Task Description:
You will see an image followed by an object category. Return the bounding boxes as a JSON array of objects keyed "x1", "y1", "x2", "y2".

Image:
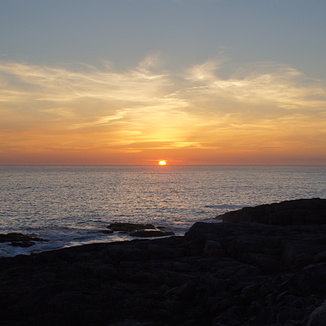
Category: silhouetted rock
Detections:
[
  {"x1": 307, "y1": 301, "x2": 326, "y2": 326},
  {"x1": 107, "y1": 222, "x2": 155, "y2": 232},
  {"x1": 216, "y1": 198, "x2": 326, "y2": 225},
  {"x1": 130, "y1": 229, "x2": 175, "y2": 237},
  {"x1": 11, "y1": 240, "x2": 36, "y2": 247},
  {"x1": 107, "y1": 222, "x2": 175, "y2": 237},
  {"x1": 0, "y1": 232, "x2": 47, "y2": 247},
  {"x1": 1, "y1": 199, "x2": 326, "y2": 325}
]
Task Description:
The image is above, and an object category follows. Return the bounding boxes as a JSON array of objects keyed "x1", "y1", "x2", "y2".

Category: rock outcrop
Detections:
[
  {"x1": 0, "y1": 232, "x2": 47, "y2": 247},
  {"x1": 106, "y1": 222, "x2": 175, "y2": 237},
  {"x1": 1, "y1": 198, "x2": 326, "y2": 325},
  {"x1": 217, "y1": 198, "x2": 326, "y2": 225}
]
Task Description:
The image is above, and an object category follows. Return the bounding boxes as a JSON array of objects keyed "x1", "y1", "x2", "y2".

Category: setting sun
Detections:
[{"x1": 158, "y1": 160, "x2": 167, "y2": 166}]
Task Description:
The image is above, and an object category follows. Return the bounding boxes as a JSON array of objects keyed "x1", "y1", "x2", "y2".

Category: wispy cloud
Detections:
[{"x1": 0, "y1": 55, "x2": 325, "y2": 164}]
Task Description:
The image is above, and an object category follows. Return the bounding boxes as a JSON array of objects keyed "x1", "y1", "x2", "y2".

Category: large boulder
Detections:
[{"x1": 216, "y1": 198, "x2": 326, "y2": 225}]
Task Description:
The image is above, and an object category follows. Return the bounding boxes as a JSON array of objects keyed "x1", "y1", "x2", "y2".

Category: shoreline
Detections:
[
  {"x1": 1, "y1": 198, "x2": 326, "y2": 325},
  {"x1": 0, "y1": 220, "x2": 199, "y2": 258}
]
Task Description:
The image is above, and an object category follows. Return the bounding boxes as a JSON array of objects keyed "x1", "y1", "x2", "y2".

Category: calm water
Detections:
[{"x1": 1, "y1": 165, "x2": 325, "y2": 257}]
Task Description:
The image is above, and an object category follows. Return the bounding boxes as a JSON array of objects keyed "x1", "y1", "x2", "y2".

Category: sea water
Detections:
[{"x1": 0, "y1": 165, "x2": 325, "y2": 257}]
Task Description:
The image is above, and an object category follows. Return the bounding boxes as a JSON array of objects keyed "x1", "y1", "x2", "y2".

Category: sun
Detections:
[{"x1": 158, "y1": 160, "x2": 167, "y2": 166}]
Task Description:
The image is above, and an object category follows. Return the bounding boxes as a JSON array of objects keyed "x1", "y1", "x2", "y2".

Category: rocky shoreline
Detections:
[{"x1": 1, "y1": 198, "x2": 326, "y2": 325}]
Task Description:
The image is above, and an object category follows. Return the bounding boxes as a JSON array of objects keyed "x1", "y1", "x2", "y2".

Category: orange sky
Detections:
[{"x1": 1, "y1": 57, "x2": 326, "y2": 165}]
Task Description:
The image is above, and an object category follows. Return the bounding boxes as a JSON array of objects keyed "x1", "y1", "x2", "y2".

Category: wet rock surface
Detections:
[{"x1": 1, "y1": 198, "x2": 326, "y2": 325}]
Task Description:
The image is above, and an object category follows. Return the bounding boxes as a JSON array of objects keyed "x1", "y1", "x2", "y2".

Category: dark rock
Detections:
[
  {"x1": 2, "y1": 199, "x2": 326, "y2": 325},
  {"x1": 130, "y1": 229, "x2": 174, "y2": 237},
  {"x1": 11, "y1": 240, "x2": 35, "y2": 247},
  {"x1": 101, "y1": 229, "x2": 114, "y2": 234},
  {"x1": 307, "y1": 300, "x2": 326, "y2": 326},
  {"x1": 107, "y1": 222, "x2": 175, "y2": 238},
  {"x1": 107, "y1": 223, "x2": 155, "y2": 232},
  {"x1": 216, "y1": 198, "x2": 326, "y2": 225},
  {"x1": 0, "y1": 232, "x2": 47, "y2": 247}
]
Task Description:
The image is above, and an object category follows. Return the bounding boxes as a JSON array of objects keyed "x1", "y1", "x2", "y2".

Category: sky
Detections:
[{"x1": 1, "y1": 0, "x2": 326, "y2": 165}]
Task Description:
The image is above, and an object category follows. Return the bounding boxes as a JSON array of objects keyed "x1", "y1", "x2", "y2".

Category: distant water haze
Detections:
[{"x1": 0, "y1": 165, "x2": 325, "y2": 257}]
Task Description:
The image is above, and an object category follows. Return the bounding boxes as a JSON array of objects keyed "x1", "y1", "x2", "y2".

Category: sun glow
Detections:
[{"x1": 158, "y1": 160, "x2": 167, "y2": 165}]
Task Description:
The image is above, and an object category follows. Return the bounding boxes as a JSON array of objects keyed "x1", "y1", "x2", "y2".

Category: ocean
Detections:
[{"x1": 1, "y1": 165, "x2": 325, "y2": 257}]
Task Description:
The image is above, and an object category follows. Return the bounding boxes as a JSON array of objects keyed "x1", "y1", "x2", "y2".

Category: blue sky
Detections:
[
  {"x1": 1, "y1": 0, "x2": 326, "y2": 77},
  {"x1": 1, "y1": 0, "x2": 326, "y2": 165}
]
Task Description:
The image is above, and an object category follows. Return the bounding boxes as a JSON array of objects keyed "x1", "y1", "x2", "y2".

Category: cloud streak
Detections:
[{"x1": 0, "y1": 55, "x2": 325, "y2": 164}]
